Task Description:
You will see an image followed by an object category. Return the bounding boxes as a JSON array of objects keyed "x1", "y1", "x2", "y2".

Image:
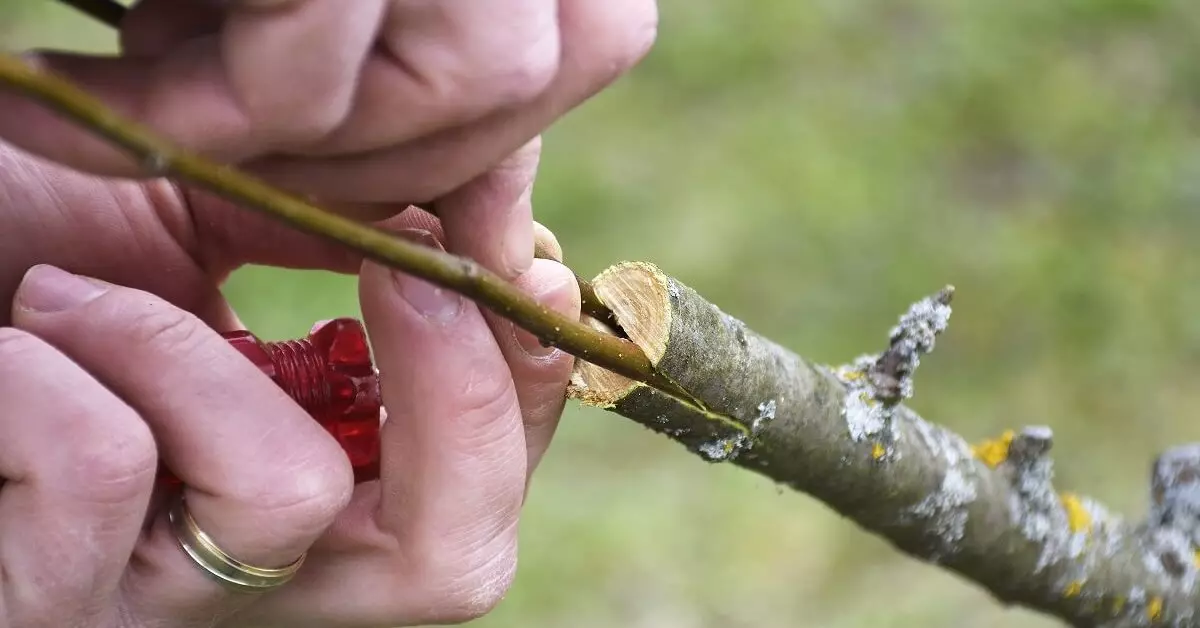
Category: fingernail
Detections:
[
  {"x1": 394, "y1": 229, "x2": 463, "y2": 322},
  {"x1": 515, "y1": 267, "x2": 573, "y2": 358},
  {"x1": 16, "y1": 265, "x2": 108, "y2": 313}
]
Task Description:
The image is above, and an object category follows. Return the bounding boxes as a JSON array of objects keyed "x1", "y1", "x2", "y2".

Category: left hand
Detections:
[{"x1": 0, "y1": 139, "x2": 581, "y2": 627}]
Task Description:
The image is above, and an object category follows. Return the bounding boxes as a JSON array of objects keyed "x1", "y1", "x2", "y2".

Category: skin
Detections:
[
  {"x1": 0, "y1": 0, "x2": 657, "y2": 625},
  {"x1": 0, "y1": 138, "x2": 578, "y2": 628},
  {"x1": 0, "y1": 0, "x2": 658, "y2": 279}
]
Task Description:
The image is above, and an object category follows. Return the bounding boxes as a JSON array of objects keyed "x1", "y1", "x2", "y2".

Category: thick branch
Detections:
[{"x1": 569, "y1": 261, "x2": 1200, "y2": 627}]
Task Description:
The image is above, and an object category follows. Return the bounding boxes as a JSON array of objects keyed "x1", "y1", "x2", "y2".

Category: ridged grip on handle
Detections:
[{"x1": 157, "y1": 318, "x2": 383, "y2": 486}]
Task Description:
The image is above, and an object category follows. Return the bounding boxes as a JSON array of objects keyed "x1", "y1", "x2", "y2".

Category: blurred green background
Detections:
[{"x1": 6, "y1": 1, "x2": 1200, "y2": 626}]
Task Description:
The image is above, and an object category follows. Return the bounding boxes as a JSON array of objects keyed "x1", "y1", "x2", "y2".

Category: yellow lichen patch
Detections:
[
  {"x1": 1147, "y1": 596, "x2": 1163, "y2": 622},
  {"x1": 971, "y1": 430, "x2": 1015, "y2": 468},
  {"x1": 1194, "y1": 550, "x2": 1200, "y2": 570},
  {"x1": 872, "y1": 443, "x2": 886, "y2": 460},
  {"x1": 1063, "y1": 581, "x2": 1083, "y2": 598},
  {"x1": 1060, "y1": 493, "x2": 1092, "y2": 534},
  {"x1": 1111, "y1": 596, "x2": 1125, "y2": 615},
  {"x1": 841, "y1": 370, "x2": 865, "y2": 382}
]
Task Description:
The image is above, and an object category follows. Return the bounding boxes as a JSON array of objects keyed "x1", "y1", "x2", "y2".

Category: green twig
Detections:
[
  {"x1": 0, "y1": 53, "x2": 696, "y2": 401},
  {"x1": 50, "y1": 0, "x2": 623, "y2": 332}
]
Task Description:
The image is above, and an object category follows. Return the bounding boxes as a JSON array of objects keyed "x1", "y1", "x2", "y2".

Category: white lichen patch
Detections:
[
  {"x1": 1150, "y1": 444, "x2": 1200, "y2": 547},
  {"x1": 696, "y1": 399, "x2": 778, "y2": 463},
  {"x1": 835, "y1": 356, "x2": 897, "y2": 446},
  {"x1": 755, "y1": 399, "x2": 777, "y2": 427},
  {"x1": 1142, "y1": 526, "x2": 1199, "y2": 592},
  {"x1": 909, "y1": 465, "x2": 977, "y2": 558},
  {"x1": 1095, "y1": 586, "x2": 1191, "y2": 628},
  {"x1": 1006, "y1": 451, "x2": 1123, "y2": 577},
  {"x1": 697, "y1": 433, "x2": 749, "y2": 462},
  {"x1": 887, "y1": 292, "x2": 952, "y2": 381},
  {"x1": 909, "y1": 413, "x2": 964, "y2": 461},
  {"x1": 844, "y1": 386, "x2": 888, "y2": 441},
  {"x1": 1008, "y1": 455, "x2": 1078, "y2": 572},
  {"x1": 902, "y1": 416, "x2": 979, "y2": 557}
]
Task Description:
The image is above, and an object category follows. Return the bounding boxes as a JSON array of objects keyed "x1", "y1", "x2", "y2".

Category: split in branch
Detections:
[{"x1": 568, "y1": 262, "x2": 1200, "y2": 627}]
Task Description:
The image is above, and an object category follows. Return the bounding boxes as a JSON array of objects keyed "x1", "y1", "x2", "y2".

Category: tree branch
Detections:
[
  {"x1": 6, "y1": 22, "x2": 1199, "y2": 626},
  {"x1": 568, "y1": 261, "x2": 1200, "y2": 627}
]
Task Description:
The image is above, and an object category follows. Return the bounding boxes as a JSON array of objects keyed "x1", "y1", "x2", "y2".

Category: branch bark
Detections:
[
  {"x1": 569, "y1": 262, "x2": 1200, "y2": 627},
  {"x1": 5, "y1": 27, "x2": 1200, "y2": 627}
]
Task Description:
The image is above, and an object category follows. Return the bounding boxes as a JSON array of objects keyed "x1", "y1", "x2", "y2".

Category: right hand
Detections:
[{"x1": 0, "y1": 0, "x2": 658, "y2": 280}]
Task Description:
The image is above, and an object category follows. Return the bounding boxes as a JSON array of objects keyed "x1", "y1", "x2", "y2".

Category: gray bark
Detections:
[{"x1": 568, "y1": 261, "x2": 1200, "y2": 628}]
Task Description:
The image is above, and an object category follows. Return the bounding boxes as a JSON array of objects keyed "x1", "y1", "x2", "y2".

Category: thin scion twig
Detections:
[
  {"x1": 0, "y1": 53, "x2": 700, "y2": 404},
  {"x1": 50, "y1": 0, "x2": 623, "y2": 329}
]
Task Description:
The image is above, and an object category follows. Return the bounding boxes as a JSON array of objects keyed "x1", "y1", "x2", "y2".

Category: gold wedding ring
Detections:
[{"x1": 169, "y1": 496, "x2": 306, "y2": 593}]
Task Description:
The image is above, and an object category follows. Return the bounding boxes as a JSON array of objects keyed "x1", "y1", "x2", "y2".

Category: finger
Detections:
[
  {"x1": 182, "y1": 190, "x2": 443, "y2": 277},
  {"x1": 298, "y1": 0, "x2": 560, "y2": 155},
  {"x1": 434, "y1": 137, "x2": 541, "y2": 278},
  {"x1": 0, "y1": 0, "x2": 385, "y2": 175},
  {"x1": 354, "y1": 232, "x2": 528, "y2": 624},
  {"x1": 480, "y1": 258, "x2": 580, "y2": 476},
  {"x1": 0, "y1": 143, "x2": 235, "y2": 330},
  {"x1": 119, "y1": 0, "x2": 222, "y2": 57},
  {"x1": 11, "y1": 265, "x2": 353, "y2": 621},
  {"x1": 245, "y1": 0, "x2": 660, "y2": 203},
  {"x1": 0, "y1": 328, "x2": 156, "y2": 628}
]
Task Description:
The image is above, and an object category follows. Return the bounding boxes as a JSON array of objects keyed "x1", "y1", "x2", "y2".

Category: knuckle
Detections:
[
  {"x1": 0, "y1": 331, "x2": 157, "y2": 503},
  {"x1": 71, "y1": 412, "x2": 158, "y2": 503},
  {"x1": 227, "y1": 63, "x2": 355, "y2": 148},
  {"x1": 585, "y1": 1, "x2": 659, "y2": 85},
  {"x1": 123, "y1": 302, "x2": 208, "y2": 357},
  {"x1": 243, "y1": 92, "x2": 352, "y2": 148},
  {"x1": 257, "y1": 457, "x2": 354, "y2": 535},
  {"x1": 488, "y1": 45, "x2": 560, "y2": 105},
  {"x1": 419, "y1": 33, "x2": 560, "y2": 112}
]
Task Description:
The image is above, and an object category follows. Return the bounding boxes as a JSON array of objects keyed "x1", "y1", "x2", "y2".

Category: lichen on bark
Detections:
[{"x1": 568, "y1": 261, "x2": 1200, "y2": 627}]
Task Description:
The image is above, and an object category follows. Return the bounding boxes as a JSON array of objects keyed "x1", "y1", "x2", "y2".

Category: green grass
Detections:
[{"x1": 6, "y1": 1, "x2": 1200, "y2": 625}]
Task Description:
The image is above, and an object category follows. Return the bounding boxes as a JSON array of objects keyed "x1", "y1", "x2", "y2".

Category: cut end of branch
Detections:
[{"x1": 569, "y1": 261, "x2": 671, "y2": 406}]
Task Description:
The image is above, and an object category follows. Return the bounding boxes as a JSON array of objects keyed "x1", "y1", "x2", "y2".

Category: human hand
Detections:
[
  {"x1": 0, "y1": 139, "x2": 582, "y2": 626},
  {"x1": 0, "y1": 0, "x2": 657, "y2": 278}
]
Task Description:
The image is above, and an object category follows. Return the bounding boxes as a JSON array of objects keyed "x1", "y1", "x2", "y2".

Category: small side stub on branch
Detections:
[{"x1": 568, "y1": 261, "x2": 1200, "y2": 628}]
